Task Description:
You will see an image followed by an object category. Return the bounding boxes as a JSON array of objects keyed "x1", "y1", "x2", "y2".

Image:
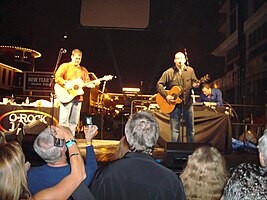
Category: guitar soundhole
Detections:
[
  {"x1": 172, "y1": 94, "x2": 177, "y2": 100},
  {"x1": 73, "y1": 85, "x2": 79, "y2": 90}
]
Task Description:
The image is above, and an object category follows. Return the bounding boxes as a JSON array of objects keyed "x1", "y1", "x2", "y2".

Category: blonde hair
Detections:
[
  {"x1": 180, "y1": 146, "x2": 228, "y2": 200},
  {"x1": 0, "y1": 141, "x2": 31, "y2": 200},
  {"x1": 72, "y1": 49, "x2": 82, "y2": 56}
]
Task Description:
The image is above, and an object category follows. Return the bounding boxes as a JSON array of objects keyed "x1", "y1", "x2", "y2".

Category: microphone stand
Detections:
[
  {"x1": 99, "y1": 80, "x2": 107, "y2": 140},
  {"x1": 180, "y1": 91, "x2": 185, "y2": 143},
  {"x1": 50, "y1": 48, "x2": 66, "y2": 126}
]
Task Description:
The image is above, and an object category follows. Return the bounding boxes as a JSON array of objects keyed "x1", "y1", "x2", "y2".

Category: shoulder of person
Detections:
[
  {"x1": 185, "y1": 65, "x2": 195, "y2": 71},
  {"x1": 81, "y1": 66, "x2": 89, "y2": 72},
  {"x1": 164, "y1": 66, "x2": 176, "y2": 74},
  {"x1": 58, "y1": 62, "x2": 70, "y2": 69}
]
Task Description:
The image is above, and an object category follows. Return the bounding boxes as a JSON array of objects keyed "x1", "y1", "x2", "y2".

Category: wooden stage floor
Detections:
[
  {"x1": 24, "y1": 135, "x2": 260, "y2": 173},
  {"x1": 76, "y1": 139, "x2": 166, "y2": 162}
]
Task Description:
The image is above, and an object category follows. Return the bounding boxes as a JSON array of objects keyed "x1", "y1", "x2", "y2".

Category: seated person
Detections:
[
  {"x1": 0, "y1": 125, "x2": 86, "y2": 200},
  {"x1": 180, "y1": 146, "x2": 228, "y2": 200},
  {"x1": 27, "y1": 125, "x2": 98, "y2": 195},
  {"x1": 198, "y1": 83, "x2": 223, "y2": 106},
  {"x1": 90, "y1": 111, "x2": 185, "y2": 200},
  {"x1": 222, "y1": 129, "x2": 267, "y2": 199}
]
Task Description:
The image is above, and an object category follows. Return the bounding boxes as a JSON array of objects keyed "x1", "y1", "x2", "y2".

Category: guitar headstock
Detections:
[
  {"x1": 200, "y1": 74, "x2": 210, "y2": 83},
  {"x1": 102, "y1": 75, "x2": 114, "y2": 81}
]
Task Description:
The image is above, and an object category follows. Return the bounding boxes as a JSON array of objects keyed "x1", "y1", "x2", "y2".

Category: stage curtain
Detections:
[{"x1": 153, "y1": 106, "x2": 232, "y2": 153}]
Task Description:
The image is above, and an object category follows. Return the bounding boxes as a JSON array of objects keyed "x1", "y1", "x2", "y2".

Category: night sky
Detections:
[{"x1": 0, "y1": 0, "x2": 223, "y2": 94}]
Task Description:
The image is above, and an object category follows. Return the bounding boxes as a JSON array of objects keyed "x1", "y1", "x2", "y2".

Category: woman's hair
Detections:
[
  {"x1": 180, "y1": 146, "x2": 228, "y2": 200},
  {"x1": 124, "y1": 111, "x2": 159, "y2": 155},
  {"x1": 0, "y1": 141, "x2": 31, "y2": 200},
  {"x1": 113, "y1": 136, "x2": 129, "y2": 160},
  {"x1": 0, "y1": 131, "x2": 6, "y2": 145},
  {"x1": 99, "y1": 136, "x2": 129, "y2": 163}
]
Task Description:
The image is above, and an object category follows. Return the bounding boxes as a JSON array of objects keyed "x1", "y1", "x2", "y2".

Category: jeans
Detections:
[
  {"x1": 169, "y1": 104, "x2": 195, "y2": 143},
  {"x1": 59, "y1": 100, "x2": 82, "y2": 136}
]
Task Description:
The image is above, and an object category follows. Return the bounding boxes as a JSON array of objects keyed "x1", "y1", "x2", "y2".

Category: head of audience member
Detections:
[
  {"x1": 202, "y1": 83, "x2": 212, "y2": 97},
  {"x1": 223, "y1": 163, "x2": 267, "y2": 200},
  {"x1": 0, "y1": 141, "x2": 31, "y2": 200},
  {"x1": 124, "y1": 111, "x2": 159, "y2": 155},
  {"x1": 180, "y1": 146, "x2": 228, "y2": 200},
  {"x1": 34, "y1": 127, "x2": 67, "y2": 164},
  {"x1": 258, "y1": 129, "x2": 267, "y2": 167}
]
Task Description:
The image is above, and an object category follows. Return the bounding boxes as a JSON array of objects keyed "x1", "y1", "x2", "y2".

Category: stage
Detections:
[{"x1": 154, "y1": 105, "x2": 233, "y2": 153}]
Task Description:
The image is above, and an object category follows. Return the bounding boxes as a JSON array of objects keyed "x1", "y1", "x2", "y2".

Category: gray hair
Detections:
[
  {"x1": 33, "y1": 127, "x2": 63, "y2": 164},
  {"x1": 258, "y1": 129, "x2": 267, "y2": 165},
  {"x1": 223, "y1": 163, "x2": 267, "y2": 200},
  {"x1": 124, "y1": 111, "x2": 159, "y2": 154}
]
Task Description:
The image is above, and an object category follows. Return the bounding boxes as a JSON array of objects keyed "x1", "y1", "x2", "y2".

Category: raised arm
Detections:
[{"x1": 32, "y1": 126, "x2": 86, "y2": 200}]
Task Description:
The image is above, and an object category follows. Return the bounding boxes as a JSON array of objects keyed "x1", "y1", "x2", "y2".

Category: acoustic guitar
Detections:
[
  {"x1": 55, "y1": 75, "x2": 113, "y2": 103},
  {"x1": 156, "y1": 74, "x2": 209, "y2": 114}
]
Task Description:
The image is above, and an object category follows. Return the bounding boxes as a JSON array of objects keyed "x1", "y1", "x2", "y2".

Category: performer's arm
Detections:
[{"x1": 156, "y1": 72, "x2": 168, "y2": 98}]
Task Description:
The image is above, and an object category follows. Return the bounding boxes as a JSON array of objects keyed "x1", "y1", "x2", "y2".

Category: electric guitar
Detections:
[
  {"x1": 55, "y1": 75, "x2": 114, "y2": 103},
  {"x1": 156, "y1": 74, "x2": 209, "y2": 114}
]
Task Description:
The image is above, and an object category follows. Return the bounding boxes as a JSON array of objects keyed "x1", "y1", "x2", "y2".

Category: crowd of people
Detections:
[
  {"x1": 0, "y1": 49, "x2": 266, "y2": 199},
  {"x1": 0, "y1": 111, "x2": 266, "y2": 200}
]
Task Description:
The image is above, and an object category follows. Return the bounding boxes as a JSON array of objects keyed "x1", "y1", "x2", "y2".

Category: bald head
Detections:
[{"x1": 174, "y1": 52, "x2": 186, "y2": 68}]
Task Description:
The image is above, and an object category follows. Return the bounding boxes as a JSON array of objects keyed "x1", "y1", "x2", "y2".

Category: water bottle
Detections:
[{"x1": 26, "y1": 97, "x2": 30, "y2": 104}]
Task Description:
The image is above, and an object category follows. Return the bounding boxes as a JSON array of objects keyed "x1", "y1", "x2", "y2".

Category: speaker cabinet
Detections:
[{"x1": 163, "y1": 142, "x2": 211, "y2": 171}]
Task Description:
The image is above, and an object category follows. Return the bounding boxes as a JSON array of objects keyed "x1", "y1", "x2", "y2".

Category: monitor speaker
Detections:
[{"x1": 163, "y1": 142, "x2": 211, "y2": 170}]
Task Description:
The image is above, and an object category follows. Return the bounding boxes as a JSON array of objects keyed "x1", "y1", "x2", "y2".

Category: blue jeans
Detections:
[
  {"x1": 170, "y1": 104, "x2": 195, "y2": 143},
  {"x1": 59, "y1": 100, "x2": 82, "y2": 135}
]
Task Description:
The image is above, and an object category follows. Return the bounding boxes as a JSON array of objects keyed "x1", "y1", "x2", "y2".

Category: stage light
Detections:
[
  {"x1": 122, "y1": 87, "x2": 140, "y2": 93},
  {"x1": 115, "y1": 104, "x2": 124, "y2": 109}
]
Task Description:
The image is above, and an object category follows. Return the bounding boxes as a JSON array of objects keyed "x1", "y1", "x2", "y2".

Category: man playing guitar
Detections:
[
  {"x1": 55, "y1": 49, "x2": 100, "y2": 136},
  {"x1": 156, "y1": 51, "x2": 199, "y2": 143}
]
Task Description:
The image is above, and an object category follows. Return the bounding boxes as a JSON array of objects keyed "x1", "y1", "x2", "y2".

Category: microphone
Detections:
[{"x1": 60, "y1": 48, "x2": 67, "y2": 53}]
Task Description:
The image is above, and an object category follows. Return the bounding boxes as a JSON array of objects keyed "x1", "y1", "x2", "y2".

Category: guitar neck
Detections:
[{"x1": 84, "y1": 76, "x2": 112, "y2": 86}]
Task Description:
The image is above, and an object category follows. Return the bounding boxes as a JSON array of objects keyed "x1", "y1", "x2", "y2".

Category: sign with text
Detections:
[
  {"x1": 0, "y1": 105, "x2": 59, "y2": 132},
  {"x1": 23, "y1": 71, "x2": 53, "y2": 92}
]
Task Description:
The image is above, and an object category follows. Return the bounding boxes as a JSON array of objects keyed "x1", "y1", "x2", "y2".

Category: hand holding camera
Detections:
[
  {"x1": 50, "y1": 125, "x2": 74, "y2": 147},
  {"x1": 84, "y1": 125, "x2": 98, "y2": 142}
]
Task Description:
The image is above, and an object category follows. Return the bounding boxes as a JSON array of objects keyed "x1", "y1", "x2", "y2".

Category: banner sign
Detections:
[
  {"x1": 23, "y1": 71, "x2": 53, "y2": 92},
  {"x1": 0, "y1": 105, "x2": 59, "y2": 132}
]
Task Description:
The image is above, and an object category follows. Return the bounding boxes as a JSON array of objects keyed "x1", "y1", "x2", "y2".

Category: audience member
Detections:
[
  {"x1": 258, "y1": 129, "x2": 267, "y2": 167},
  {"x1": 180, "y1": 146, "x2": 228, "y2": 200},
  {"x1": 99, "y1": 135, "x2": 129, "y2": 163},
  {"x1": 0, "y1": 125, "x2": 86, "y2": 200},
  {"x1": 90, "y1": 111, "x2": 185, "y2": 200},
  {"x1": 222, "y1": 129, "x2": 267, "y2": 200},
  {"x1": 27, "y1": 125, "x2": 98, "y2": 195},
  {"x1": 222, "y1": 163, "x2": 267, "y2": 200}
]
